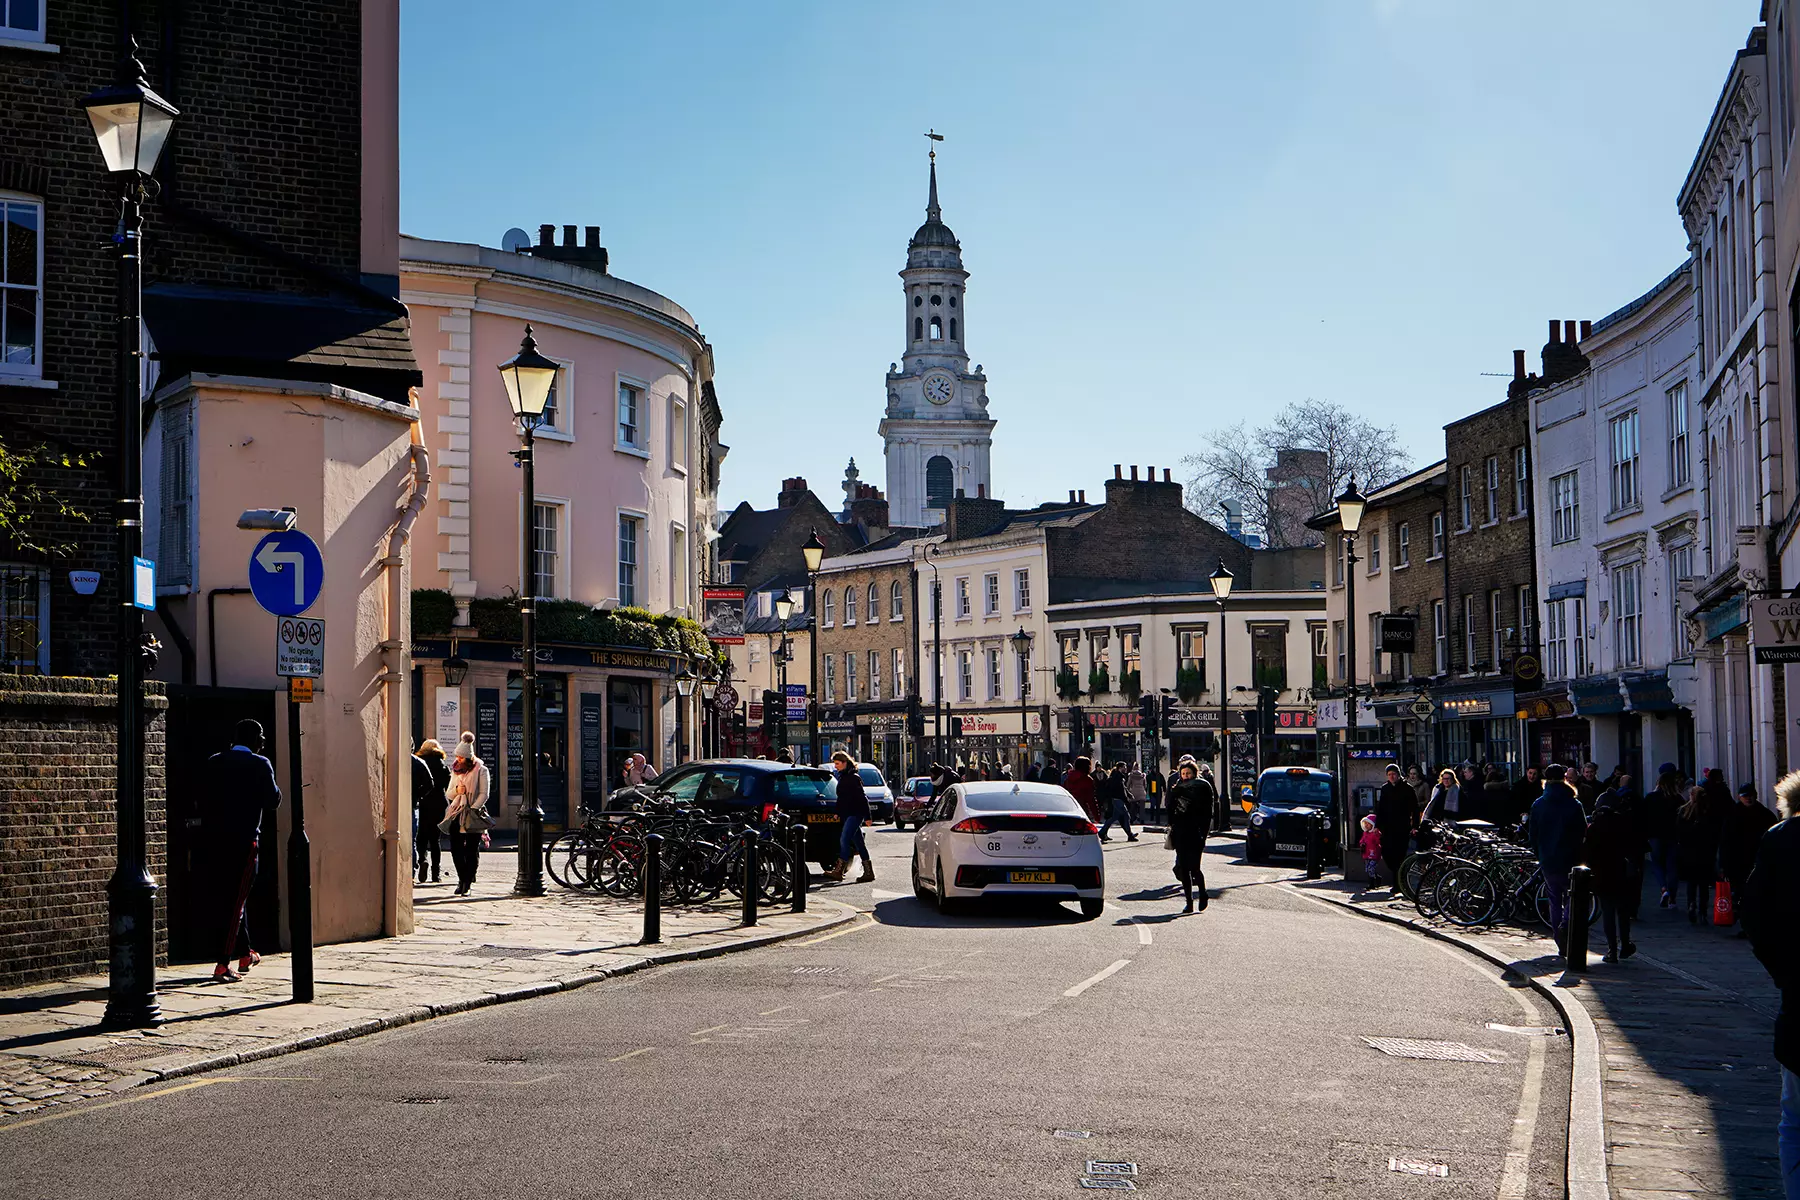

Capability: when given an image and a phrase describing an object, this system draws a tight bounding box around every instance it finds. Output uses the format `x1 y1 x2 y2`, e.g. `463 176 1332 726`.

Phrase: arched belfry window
929 317 942 341
949 318 957 341
926 456 954 509
913 316 923 341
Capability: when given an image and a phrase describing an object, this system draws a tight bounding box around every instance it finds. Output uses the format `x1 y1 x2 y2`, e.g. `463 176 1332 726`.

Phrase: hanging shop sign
1752 597 1800 663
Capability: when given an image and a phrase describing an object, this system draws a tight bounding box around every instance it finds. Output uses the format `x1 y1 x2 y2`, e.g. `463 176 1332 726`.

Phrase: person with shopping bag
439 732 493 896
1677 781 1726 924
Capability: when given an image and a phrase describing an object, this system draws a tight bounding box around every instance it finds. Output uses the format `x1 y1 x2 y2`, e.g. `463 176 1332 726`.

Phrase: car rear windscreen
857 767 885 788
774 772 836 802
1257 776 1333 807
962 787 1081 814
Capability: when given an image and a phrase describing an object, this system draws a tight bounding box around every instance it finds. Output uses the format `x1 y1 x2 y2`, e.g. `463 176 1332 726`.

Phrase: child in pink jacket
1359 815 1382 883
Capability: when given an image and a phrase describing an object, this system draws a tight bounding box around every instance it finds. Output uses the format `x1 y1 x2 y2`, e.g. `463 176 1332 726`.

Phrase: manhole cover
1389 1157 1449 1177
483 1056 527 1064
397 1096 448 1104
1053 1130 1094 1140
52 1040 196 1067
790 965 846 976
1363 1037 1504 1063
1078 1180 1136 1191
1086 1162 1137 1176
463 945 552 960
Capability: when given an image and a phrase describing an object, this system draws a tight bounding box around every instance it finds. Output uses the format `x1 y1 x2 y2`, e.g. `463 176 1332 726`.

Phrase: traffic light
950 715 965 738
906 697 923 739
1259 688 1279 738
1137 695 1158 731
1158 694 1175 739
1069 705 1088 747
1241 709 1262 738
761 690 779 743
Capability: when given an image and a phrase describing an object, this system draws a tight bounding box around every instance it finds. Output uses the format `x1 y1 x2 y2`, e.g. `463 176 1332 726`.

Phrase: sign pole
287 679 313 1002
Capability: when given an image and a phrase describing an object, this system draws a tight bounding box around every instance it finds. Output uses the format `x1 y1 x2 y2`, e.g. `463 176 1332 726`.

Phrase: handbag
1164 830 1176 850
1714 879 1736 926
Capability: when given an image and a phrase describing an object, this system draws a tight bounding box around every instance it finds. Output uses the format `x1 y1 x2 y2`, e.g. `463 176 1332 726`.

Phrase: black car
1243 766 1337 863
643 759 844 864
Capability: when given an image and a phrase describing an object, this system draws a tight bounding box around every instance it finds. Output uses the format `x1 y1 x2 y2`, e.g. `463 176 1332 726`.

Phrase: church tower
879 149 995 528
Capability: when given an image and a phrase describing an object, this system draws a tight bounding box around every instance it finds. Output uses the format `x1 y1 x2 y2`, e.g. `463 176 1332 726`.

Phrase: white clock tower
879 151 995 528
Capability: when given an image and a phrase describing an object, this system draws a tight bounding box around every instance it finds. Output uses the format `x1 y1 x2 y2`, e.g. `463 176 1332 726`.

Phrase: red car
893 776 936 831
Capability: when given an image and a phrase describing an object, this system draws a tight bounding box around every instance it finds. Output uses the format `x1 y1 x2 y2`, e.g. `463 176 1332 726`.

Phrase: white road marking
608 1048 655 1062
0 1079 223 1133
688 1025 728 1037
1498 1033 1546 1200
1129 915 1153 946
1063 958 1132 998
812 989 848 1001
790 915 877 947
871 972 904 984
759 1005 793 1016
870 888 907 899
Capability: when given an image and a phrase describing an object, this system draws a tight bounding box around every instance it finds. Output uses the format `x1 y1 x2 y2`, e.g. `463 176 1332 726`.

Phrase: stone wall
0 677 167 988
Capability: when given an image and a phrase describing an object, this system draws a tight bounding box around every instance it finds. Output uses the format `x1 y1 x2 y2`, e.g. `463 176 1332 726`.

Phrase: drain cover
1389 1157 1449 1177
1364 1037 1504 1063
397 1096 448 1104
52 1040 196 1067
1086 1162 1137 1176
463 945 551 959
1078 1180 1135 1191
790 965 846 975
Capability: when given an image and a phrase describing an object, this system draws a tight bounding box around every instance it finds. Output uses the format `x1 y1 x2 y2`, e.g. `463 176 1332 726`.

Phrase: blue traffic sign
248 530 324 616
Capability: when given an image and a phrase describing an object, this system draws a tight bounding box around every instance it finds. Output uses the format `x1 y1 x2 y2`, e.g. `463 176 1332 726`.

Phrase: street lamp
499 325 557 897
699 664 718 758
1011 626 1033 773
675 667 697 764
84 45 180 1030
924 543 944 766
802 531 825 763
443 655 469 687
1336 476 1367 754
1208 562 1235 822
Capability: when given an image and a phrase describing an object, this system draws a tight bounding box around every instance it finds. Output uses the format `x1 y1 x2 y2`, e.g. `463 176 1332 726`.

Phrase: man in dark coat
1583 791 1641 962
1528 764 1588 954
1741 771 1800 1191
1097 762 1136 842
1480 766 1513 827
1372 764 1415 890
1510 766 1543 828
201 719 282 982
1724 783 1778 927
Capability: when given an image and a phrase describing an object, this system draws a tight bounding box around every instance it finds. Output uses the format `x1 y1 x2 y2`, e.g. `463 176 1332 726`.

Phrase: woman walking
1166 761 1214 913
1645 767 1684 907
1584 790 1643 962
441 733 491 896
415 738 450 884
1676 782 1725 924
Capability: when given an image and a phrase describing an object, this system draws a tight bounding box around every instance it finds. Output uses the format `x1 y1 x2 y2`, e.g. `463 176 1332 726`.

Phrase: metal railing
0 564 49 674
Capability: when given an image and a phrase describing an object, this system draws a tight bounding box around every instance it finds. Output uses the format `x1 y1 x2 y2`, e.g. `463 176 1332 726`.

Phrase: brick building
811 535 920 778
1374 463 1448 765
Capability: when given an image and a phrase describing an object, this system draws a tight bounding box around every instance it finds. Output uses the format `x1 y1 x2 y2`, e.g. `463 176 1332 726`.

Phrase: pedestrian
1739 770 1800 1196
1459 762 1479 793
1166 761 1214 913
1510 765 1542 829
1098 762 1137 842
1125 761 1147 823
1724 782 1777 928
826 750 874 883
1359 816 1382 883
1146 764 1166 819
1584 790 1641 963
1409 764 1432 815
625 752 659 786
200 719 282 983
1062 756 1099 822
1022 761 1039 784
1645 767 1684 907
1527 763 1587 955
440 732 492 896
1481 765 1512 826
1373 763 1416 889
1575 761 1605 813
1676 782 1724 924
1422 767 1462 826
414 738 450 884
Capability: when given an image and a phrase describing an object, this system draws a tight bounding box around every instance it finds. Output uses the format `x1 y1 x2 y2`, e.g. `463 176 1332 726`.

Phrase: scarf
451 754 477 774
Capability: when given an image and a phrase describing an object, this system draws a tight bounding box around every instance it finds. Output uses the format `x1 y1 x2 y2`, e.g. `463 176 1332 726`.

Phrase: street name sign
248 529 324 616
276 615 325 678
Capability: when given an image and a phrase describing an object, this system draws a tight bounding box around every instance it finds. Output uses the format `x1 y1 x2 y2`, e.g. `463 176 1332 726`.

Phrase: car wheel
912 851 930 901
935 860 956 914
1079 897 1105 920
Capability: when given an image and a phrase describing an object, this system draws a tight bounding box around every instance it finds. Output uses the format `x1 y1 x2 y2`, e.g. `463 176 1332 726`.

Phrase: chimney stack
1163 469 1171 482
538 224 555 248
1130 465 1139 481
562 224 578 249
585 226 601 250
1068 490 1076 503
1579 319 1592 339
1078 490 1086 503
1513 349 1526 381
1547 319 1560 344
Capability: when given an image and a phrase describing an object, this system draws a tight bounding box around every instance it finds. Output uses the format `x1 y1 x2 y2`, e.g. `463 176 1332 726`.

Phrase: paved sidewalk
0 851 855 1127
1324 875 1783 1199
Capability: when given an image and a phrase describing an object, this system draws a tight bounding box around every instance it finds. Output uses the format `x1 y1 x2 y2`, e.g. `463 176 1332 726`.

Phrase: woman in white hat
440 732 491 895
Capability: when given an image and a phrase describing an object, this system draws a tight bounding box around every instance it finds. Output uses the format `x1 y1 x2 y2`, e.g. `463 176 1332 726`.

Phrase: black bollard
641 833 662 945
742 828 759 927
1565 865 1591 972
1304 810 1324 880
790 823 808 913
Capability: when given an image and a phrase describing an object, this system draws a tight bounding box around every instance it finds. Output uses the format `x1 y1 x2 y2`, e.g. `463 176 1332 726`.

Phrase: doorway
507 672 569 831
609 677 650 790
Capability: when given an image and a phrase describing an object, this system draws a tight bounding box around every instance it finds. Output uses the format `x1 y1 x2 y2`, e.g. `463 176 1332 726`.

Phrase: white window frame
1484 456 1499 524
1333 535 1345 586
846 651 858 701
822 589 835 629
869 649 881 700
1571 598 1588 675
824 653 837 704
844 585 857 627
1463 594 1477 670
956 577 970 619
1490 589 1504 668
894 648 906 699
528 498 569 600
1333 620 1346 682
958 649 973 701
1458 465 1472 531
1014 568 1031 612
1367 530 1381 574
891 579 905 622
1613 562 1643 668
987 648 1002 699
1429 512 1444 559
1514 446 1529 515
157 399 195 589
1517 585 1532 654
1550 471 1580 544
1432 599 1447 674
0 194 45 378
1 1 46 44
1396 522 1410 568
616 376 650 456
668 393 688 473
868 582 880 622
615 508 641 607
1668 382 1690 489
669 523 686 611
984 573 1000 616
1609 409 1641 513
1545 599 1567 679
1670 544 1694 656
530 359 575 441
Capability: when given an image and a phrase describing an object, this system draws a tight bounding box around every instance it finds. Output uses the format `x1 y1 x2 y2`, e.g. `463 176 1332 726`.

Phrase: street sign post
248 529 324 616
713 682 739 713
276 615 325 678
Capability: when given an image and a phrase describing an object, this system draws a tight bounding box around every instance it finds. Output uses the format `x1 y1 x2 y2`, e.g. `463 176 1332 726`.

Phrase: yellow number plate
807 813 840 824
1009 870 1056 884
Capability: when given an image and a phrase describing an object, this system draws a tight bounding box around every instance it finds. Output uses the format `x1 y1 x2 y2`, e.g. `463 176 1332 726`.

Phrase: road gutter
1287 887 1609 1200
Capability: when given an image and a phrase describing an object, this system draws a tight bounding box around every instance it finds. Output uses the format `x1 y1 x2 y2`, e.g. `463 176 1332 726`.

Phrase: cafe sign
1752 597 1800 663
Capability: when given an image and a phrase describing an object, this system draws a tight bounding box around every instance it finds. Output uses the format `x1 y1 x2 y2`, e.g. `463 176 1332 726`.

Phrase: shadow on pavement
870 895 1088 929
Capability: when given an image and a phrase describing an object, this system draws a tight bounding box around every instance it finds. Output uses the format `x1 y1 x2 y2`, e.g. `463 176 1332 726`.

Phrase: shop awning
1623 671 1679 713
1570 676 1626 715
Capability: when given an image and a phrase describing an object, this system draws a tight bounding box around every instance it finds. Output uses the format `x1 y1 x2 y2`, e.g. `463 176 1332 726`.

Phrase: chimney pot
1113 464 1122 480
1564 319 1578 344
1078 490 1086 503
977 483 985 498
956 487 966 499
1068 490 1076 503
1513 349 1526 380
537 224 554 247
1130 465 1139 481
1548 319 1560 344
585 225 600 249
1579 319 1592 339
563 224 577 248
1163 468 1171 482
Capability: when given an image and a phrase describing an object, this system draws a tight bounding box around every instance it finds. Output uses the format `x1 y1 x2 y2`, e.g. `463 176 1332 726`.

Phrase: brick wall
1444 396 1537 671
1385 477 1449 677
816 560 917 705
0 676 167 989
1047 476 1251 594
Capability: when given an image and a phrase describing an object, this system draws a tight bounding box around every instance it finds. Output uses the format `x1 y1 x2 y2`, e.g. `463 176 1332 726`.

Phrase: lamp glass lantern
1335 477 1368 536
498 324 558 422
675 668 697 698
1010 627 1032 657
81 79 180 175
443 656 470 687
1208 561 1235 602
773 589 794 623
801 530 825 574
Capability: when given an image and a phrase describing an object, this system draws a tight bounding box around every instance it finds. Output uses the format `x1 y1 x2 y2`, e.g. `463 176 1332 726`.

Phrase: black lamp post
801 531 825 763
1208 561 1234 820
774 588 795 756
84 47 179 1030
699 666 718 759
498 325 558 896
1336 478 1368 754
1011 626 1033 772
675 667 696 764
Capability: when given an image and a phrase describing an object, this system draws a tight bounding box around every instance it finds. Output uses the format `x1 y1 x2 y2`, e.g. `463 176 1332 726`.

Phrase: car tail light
951 817 991 833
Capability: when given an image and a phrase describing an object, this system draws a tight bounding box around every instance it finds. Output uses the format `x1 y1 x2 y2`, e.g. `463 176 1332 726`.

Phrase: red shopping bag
1714 879 1736 926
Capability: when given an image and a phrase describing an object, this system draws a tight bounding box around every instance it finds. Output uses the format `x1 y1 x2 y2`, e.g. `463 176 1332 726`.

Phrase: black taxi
643 759 844 865
1243 766 1336 863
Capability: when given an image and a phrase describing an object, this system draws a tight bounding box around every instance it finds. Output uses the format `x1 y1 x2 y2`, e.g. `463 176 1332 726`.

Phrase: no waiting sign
277 615 325 678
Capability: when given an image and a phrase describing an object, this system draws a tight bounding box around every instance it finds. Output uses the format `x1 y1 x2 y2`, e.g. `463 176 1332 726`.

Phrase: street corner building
402 224 725 833
0 0 429 979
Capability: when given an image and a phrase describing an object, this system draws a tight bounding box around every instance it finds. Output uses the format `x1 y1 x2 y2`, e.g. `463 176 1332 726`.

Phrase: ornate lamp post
1011 626 1033 773
84 47 180 1030
774 588 795 756
1335 478 1368 754
699 664 718 759
675 667 697 764
1208 561 1234 823
498 325 558 896
801 531 825 763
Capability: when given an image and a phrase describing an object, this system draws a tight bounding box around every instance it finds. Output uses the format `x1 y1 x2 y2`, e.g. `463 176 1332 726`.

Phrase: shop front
413 638 680 833
1431 685 1518 773
1517 686 1586 770
931 708 1048 776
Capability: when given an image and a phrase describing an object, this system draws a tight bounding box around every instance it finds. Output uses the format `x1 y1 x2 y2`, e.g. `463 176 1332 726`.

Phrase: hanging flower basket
1088 666 1111 697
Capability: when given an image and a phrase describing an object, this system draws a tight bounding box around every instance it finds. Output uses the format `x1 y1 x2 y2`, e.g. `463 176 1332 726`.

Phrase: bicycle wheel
1437 864 1498 926
593 832 645 897
756 839 793 904
544 831 591 891
1413 856 1470 918
1398 852 1436 903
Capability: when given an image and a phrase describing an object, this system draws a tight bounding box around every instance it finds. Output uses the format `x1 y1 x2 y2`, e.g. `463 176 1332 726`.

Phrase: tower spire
925 128 944 220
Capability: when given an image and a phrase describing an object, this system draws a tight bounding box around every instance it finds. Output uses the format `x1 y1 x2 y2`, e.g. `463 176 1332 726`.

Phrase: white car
910 781 1105 918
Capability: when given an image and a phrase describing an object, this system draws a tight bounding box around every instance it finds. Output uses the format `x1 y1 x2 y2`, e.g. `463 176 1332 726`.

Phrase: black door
164 686 280 963
507 672 570 831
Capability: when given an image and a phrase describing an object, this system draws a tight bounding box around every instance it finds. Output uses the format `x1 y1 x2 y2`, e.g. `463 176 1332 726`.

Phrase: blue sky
401 2 1756 515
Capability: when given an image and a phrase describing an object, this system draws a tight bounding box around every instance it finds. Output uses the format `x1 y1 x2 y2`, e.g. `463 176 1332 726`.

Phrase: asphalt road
3 827 1569 1199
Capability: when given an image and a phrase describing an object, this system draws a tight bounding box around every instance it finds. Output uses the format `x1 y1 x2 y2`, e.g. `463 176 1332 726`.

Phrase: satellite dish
500 227 531 253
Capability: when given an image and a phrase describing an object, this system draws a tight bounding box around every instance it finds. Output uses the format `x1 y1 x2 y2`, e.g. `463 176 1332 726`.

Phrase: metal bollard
790 823 808 913
742 828 759 927
641 833 663 945
1565 865 1592 972
1304 811 1325 880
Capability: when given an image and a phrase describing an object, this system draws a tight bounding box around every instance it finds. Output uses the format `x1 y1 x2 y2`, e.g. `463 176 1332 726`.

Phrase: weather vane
926 127 943 161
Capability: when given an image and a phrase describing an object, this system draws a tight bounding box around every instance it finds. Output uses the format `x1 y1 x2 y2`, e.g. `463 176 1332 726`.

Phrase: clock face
924 373 955 405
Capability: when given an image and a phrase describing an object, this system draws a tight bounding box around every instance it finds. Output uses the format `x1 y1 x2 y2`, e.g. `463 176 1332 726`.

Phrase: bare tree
1181 400 1409 548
